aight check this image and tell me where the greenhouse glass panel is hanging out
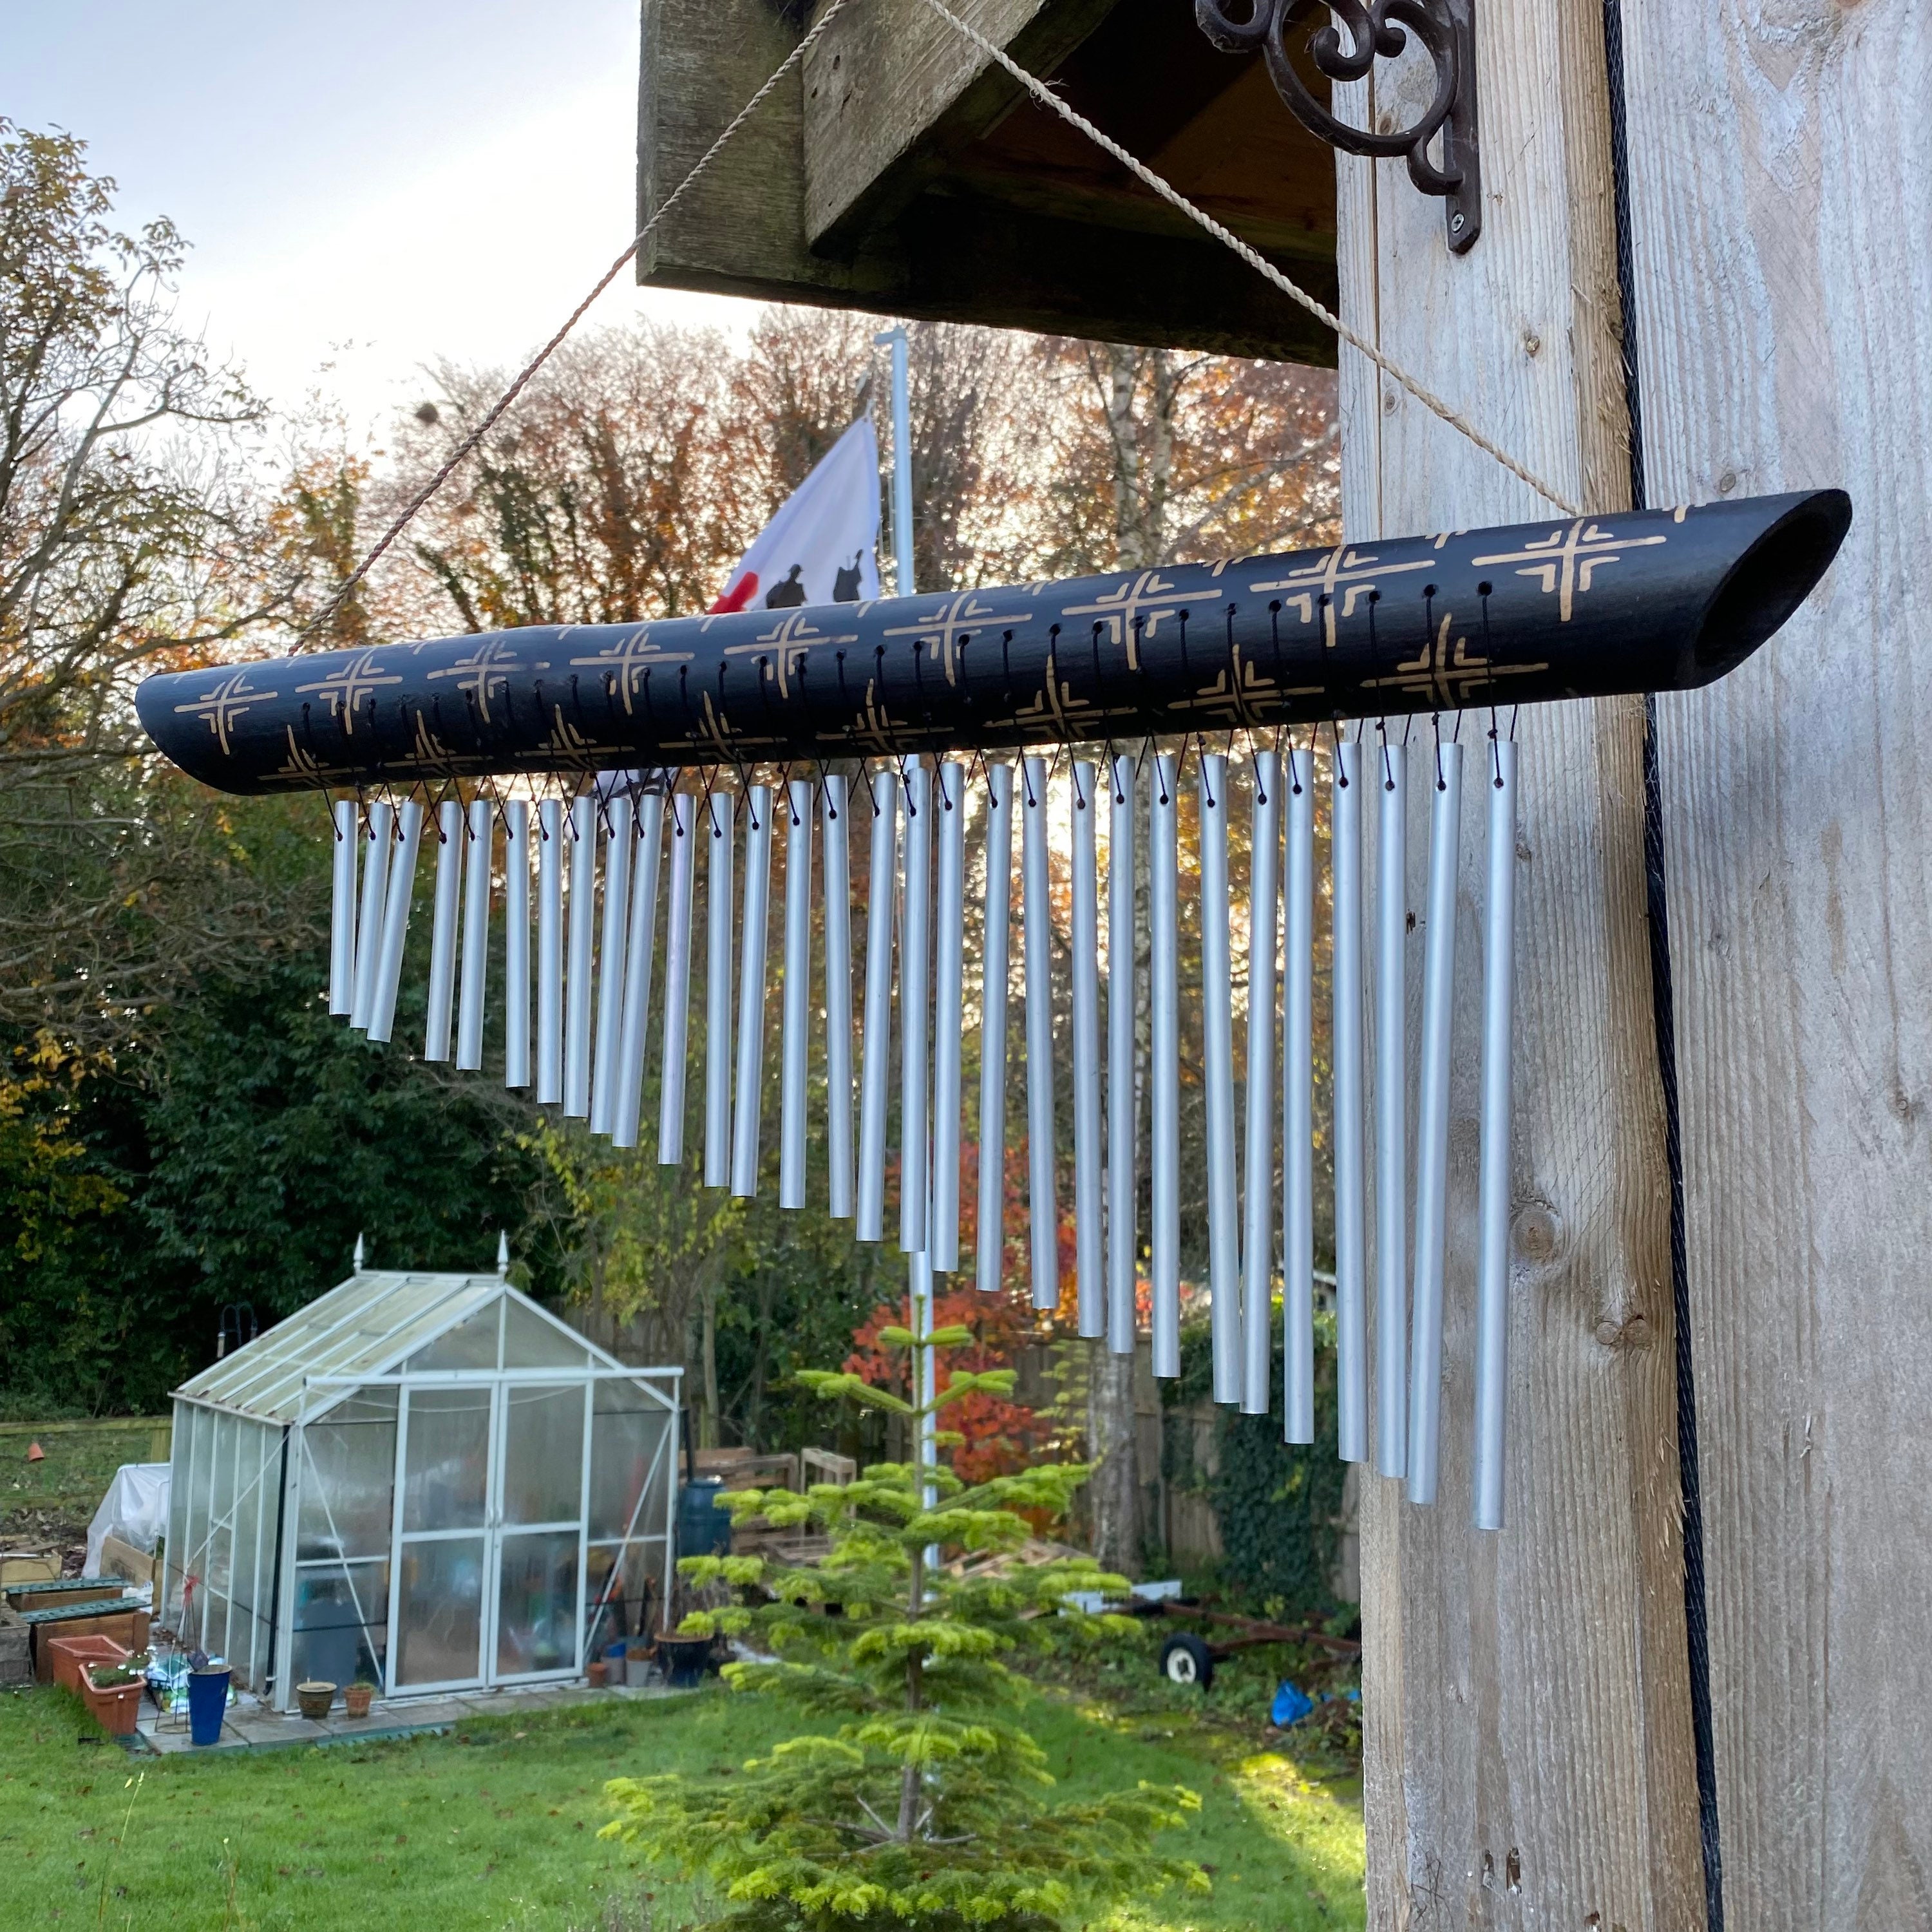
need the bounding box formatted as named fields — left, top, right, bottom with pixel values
left=495, top=1530, right=579, bottom=1677
left=585, top=1540, right=663, bottom=1652
left=227, top=1423, right=265, bottom=1683
left=502, top=1384, right=585, bottom=1526
left=589, top=1387, right=672, bottom=1541
left=162, top=1398, right=194, bottom=1625
left=292, top=1558, right=388, bottom=1691
left=406, top=1302, right=500, bottom=1372
left=503, top=1298, right=591, bottom=1368
left=395, top=1538, right=486, bottom=1686
left=182, top=1408, right=212, bottom=1647
left=298, top=1390, right=397, bottom=1560
left=402, top=1388, right=491, bottom=1532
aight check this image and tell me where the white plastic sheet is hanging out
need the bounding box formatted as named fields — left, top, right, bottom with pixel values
left=86, top=1461, right=171, bottom=1582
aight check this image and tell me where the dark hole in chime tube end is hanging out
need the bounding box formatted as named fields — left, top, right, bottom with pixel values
left=1689, top=488, right=1852, bottom=684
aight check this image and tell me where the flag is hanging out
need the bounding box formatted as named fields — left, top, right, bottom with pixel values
left=711, top=415, right=884, bottom=614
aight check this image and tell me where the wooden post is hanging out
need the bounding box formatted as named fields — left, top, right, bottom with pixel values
left=1334, top=3, right=1704, bottom=1923
left=1619, top=3, right=1932, bottom=1920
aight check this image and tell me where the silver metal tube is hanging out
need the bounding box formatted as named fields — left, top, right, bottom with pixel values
left=732, top=785, right=773, bottom=1197
left=1150, top=753, right=1181, bottom=1379
left=457, top=796, right=493, bottom=1072
left=703, top=790, right=735, bottom=1186
left=591, top=793, right=632, bottom=1135
left=536, top=798, right=564, bottom=1105
left=658, top=792, right=696, bottom=1163
left=368, top=797, right=422, bottom=1044
left=564, top=795, right=597, bottom=1118
left=975, top=764, right=1012, bottom=1293
left=899, top=759, right=931, bottom=1255
left=779, top=779, right=813, bottom=1207
left=1407, top=741, right=1462, bottom=1506
left=1333, top=737, right=1368, bottom=1462
left=330, top=799, right=357, bottom=1016
left=503, top=799, right=531, bottom=1089
left=1021, top=755, right=1058, bottom=1314
left=822, top=776, right=854, bottom=1217
left=857, top=770, right=897, bottom=1240
left=931, top=762, right=966, bottom=1269
left=1242, top=751, right=1280, bottom=1416
left=1374, top=733, right=1409, bottom=1477
left=350, top=800, right=392, bottom=1031
left=1473, top=737, right=1517, bottom=1532
left=614, top=792, right=663, bottom=1149
left=1106, top=753, right=1137, bottom=1356
left=1200, top=753, right=1240, bottom=1403
left=1071, top=760, right=1103, bottom=1338
left=1282, top=746, right=1316, bottom=1442
left=424, top=799, right=462, bottom=1061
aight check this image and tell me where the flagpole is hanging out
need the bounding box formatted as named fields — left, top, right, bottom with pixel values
left=874, top=327, right=915, bottom=597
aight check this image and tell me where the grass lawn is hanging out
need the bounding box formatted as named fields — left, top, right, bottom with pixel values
left=2, top=1419, right=171, bottom=1553
left=1, top=1665, right=1363, bottom=1931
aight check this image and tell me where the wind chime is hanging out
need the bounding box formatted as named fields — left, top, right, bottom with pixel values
left=140, top=488, right=1849, bottom=1529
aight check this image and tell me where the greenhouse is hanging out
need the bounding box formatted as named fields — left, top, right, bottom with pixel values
left=162, top=1267, right=679, bottom=1711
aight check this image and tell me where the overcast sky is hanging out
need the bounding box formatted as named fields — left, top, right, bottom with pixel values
left=6, top=0, right=744, bottom=431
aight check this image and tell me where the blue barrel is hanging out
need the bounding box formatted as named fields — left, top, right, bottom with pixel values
left=677, top=1478, right=732, bottom=1557
left=187, top=1667, right=231, bottom=1747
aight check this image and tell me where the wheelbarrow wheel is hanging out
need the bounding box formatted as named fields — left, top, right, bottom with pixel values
left=1159, top=1632, right=1215, bottom=1690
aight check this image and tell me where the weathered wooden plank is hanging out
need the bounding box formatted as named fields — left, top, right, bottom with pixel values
left=1620, top=4, right=1932, bottom=1924
left=1336, top=2, right=1703, bottom=1922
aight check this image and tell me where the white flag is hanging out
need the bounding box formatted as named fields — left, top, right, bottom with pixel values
left=711, top=416, right=883, bottom=614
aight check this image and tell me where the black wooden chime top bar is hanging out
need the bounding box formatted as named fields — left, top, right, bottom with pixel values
left=138, top=490, right=1849, bottom=796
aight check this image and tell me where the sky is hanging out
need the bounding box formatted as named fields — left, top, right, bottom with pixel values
left=5, top=0, right=746, bottom=431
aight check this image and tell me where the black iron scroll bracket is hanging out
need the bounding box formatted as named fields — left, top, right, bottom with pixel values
left=1195, top=0, right=1482, bottom=254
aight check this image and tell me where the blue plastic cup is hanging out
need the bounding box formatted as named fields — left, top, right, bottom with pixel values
left=187, top=1667, right=231, bottom=1747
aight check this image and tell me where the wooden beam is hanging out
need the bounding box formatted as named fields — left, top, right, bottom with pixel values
left=1336, top=0, right=1704, bottom=1923
left=1622, top=4, right=1932, bottom=1922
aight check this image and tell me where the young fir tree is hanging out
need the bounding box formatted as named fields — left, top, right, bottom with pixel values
left=603, top=1323, right=1208, bottom=1932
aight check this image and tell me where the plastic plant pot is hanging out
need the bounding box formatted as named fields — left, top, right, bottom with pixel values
left=656, top=1635, right=712, bottom=1690
left=187, top=1666, right=232, bottom=1746
left=80, top=1663, right=145, bottom=1737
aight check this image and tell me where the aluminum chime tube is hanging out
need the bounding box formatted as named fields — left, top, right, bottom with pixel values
left=1332, top=739, right=1368, bottom=1463
left=536, top=798, right=564, bottom=1104
left=856, top=770, right=898, bottom=1241
left=458, top=797, right=493, bottom=1073
left=424, top=798, right=462, bottom=1062
left=1473, top=736, right=1517, bottom=1531
left=931, top=762, right=966, bottom=1270
left=779, top=779, right=813, bottom=1209
left=900, top=760, right=931, bottom=1256
left=330, top=799, right=358, bottom=1016
left=504, top=799, right=531, bottom=1089
left=1406, top=739, right=1462, bottom=1506
left=732, top=786, right=773, bottom=1197
left=1374, top=732, right=1408, bottom=1477
left=349, top=800, right=392, bottom=1032
left=1150, top=752, right=1180, bottom=1379
left=613, top=791, right=663, bottom=1150
left=1021, top=755, right=1058, bottom=1314
left=1282, top=744, right=1316, bottom=1443
left=591, top=792, right=633, bottom=1135
left=703, top=790, right=735, bottom=1186
left=975, top=764, right=1012, bottom=1294
left=822, top=776, right=854, bottom=1218
left=1072, top=761, right=1103, bottom=1338
left=564, top=795, right=597, bottom=1117
left=1106, top=753, right=1137, bottom=1356
left=1200, top=753, right=1240, bottom=1405
left=368, top=797, right=423, bottom=1044
left=1242, top=750, right=1280, bottom=1416
left=657, top=792, right=696, bottom=1164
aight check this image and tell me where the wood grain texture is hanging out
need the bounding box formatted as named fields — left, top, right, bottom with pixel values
left=1336, top=6, right=1703, bottom=1924
left=1621, top=4, right=1932, bottom=1924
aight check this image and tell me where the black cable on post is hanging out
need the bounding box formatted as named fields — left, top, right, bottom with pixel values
left=1602, top=5, right=1723, bottom=1924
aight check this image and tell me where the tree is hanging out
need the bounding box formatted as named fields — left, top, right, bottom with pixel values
left=603, top=1323, right=1208, bottom=1931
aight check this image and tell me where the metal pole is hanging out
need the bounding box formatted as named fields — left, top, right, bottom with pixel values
left=703, top=788, right=735, bottom=1186
left=1200, top=753, right=1240, bottom=1405
left=349, top=800, right=392, bottom=1031
left=1106, top=752, right=1137, bottom=1356
left=368, top=797, right=422, bottom=1045
left=975, top=764, right=1013, bottom=1294
left=1243, top=750, right=1281, bottom=1416
left=565, top=795, right=597, bottom=1117
left=1407, top=741, right=1462, bottom=1506
left=873, top=326, right=915, bottom=596
left=900, top=758, right=931, bottom=1255
left=931, top=762, right=967, bottom=1270
left=732, top=784, right=772, bottom=1197
left=1071, top=760, right=1104, bottom=1338
left=614, top=791, right=663, bottom=1150
left=591, top=792, right=633, bottom=1135
left=457, top=796, right=493, bottom=1072
left=658, top=792, right=695, bottom=1163
left=504, top=798, right=531, bottom=1089
left=1150, top=752, right=1180, bottom=1379
left=537, top=798, right=564, bottom=1103
left=330, top=799, right=358, bottom=1016
left=1332, top=739, right=1368, bottom=1463
left=1021, top=755, right=1058, bottom=1314
left=424, top=799, right=462, bottom=1061
left=1374, top=732, right=1409, bottom=1477
left=779, top=779, right=813, bottom=1208
left=1282, top=744, right=1315, bottom=1443
left=1473, top=736, right=1517, bottom=1531
left=857, top=770, right=898, bottom=1240
left=822, top=775, right=855, bottom=1218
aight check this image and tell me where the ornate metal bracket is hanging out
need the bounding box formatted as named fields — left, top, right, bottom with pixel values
left=1195, top=0, right=1482, bottom=254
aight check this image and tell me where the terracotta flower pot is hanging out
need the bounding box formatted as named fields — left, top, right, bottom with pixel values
left=46, top=1634, right=127, bottom=1694
left=80, top=1664, right=145, bottom=1737
left=587, top=1660, right=607, bottom=1689
left=343, top=1683, right=374, bottom=1719
left=296, top=1680, right=336, bottom=1721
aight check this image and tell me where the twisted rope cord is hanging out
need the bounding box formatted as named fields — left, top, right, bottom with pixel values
left=913, top=0, right=1581, bottom=518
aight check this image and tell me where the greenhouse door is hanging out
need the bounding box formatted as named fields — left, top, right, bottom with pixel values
left=486, top=1382, right=588, bottom=1685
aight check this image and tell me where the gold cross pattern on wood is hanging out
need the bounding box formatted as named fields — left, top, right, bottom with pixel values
left=882, top=591, right=1036, bottom=685
left=1470, top=518, right=1669, bottom=621
left=723, top=611, right=858, bottom=701
left=1363, top=613, right=1548, bottom=711
left=1247, top=547, right=1435, bottom=648
left=1056, top=571, right=1196, bottom=665
left=569, top=627, right=696, bottom=715
left=173, top=670, right=279, bottom=757
left=294, top=649, right=404, bottom=735
left=1170, top=645, right=1321, bottom=728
